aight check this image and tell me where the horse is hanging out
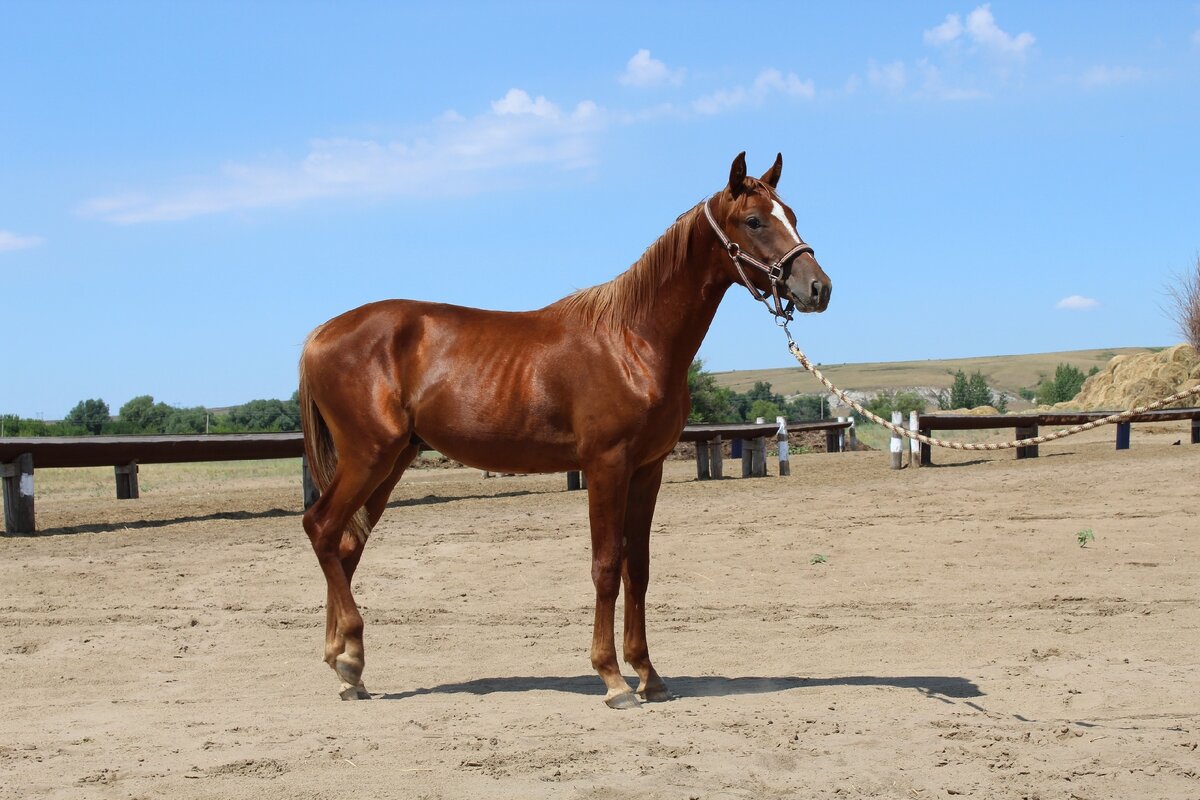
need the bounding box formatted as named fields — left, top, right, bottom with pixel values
left=298, top=152, right=832, bottom=708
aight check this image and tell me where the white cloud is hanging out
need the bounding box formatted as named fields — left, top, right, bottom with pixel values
left=0, top=230, right=44, bottom=252
left=867, top=60, right=907, bottom=93
left=80, top=90, right=603, bottom=224
left=693, top=68, right=814, bottom=114
left=1079, top=65, right=1145, bottom=88
left=1056, top=295, right=1099, bottom=311
left=619, top=49, right=684, bottom=88
left=965, top=4, right=1034, bottom=56
left=923, top=4, right=1034, bottom=57
left=491, top=88, right=561, bottom=118
left=924, top=13, right=964, bottom=46
left=754, top=68, right=815, bottom=100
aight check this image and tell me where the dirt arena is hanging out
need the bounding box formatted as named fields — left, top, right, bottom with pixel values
left=3, top=425, right=1198, bottom=799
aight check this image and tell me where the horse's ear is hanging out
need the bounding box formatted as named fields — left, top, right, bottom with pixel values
left=760, top=153, right=783, bottom=188
left=727, top=151, right=748, bottom=198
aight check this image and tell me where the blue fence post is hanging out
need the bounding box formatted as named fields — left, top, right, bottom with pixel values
left=1115, top=422, right=1131, bottom=450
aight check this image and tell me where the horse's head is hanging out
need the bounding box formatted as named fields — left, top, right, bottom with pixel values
left=706, top=152, right=831, bottom=316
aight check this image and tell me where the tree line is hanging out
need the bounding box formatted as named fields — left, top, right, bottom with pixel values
left=1, top=393, right=301, bottom=437
left=688, top=360, right=825, bottom=423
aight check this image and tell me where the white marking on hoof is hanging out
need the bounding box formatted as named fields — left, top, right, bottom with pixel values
left=339, top=682, right=370, bottom=700
left=604, top=689, right=642, bottom=710
left=333, top=653, right=363, bottom=686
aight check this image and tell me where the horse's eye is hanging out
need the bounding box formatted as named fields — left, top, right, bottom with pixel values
left=746, top=217, right=762, bottom=230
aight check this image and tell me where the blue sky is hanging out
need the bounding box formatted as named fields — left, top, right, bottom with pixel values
left=3, top=2, right=1199, bottom=419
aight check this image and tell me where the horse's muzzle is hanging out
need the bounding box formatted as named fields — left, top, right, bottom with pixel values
left=786, top=255, right=832, bottom=313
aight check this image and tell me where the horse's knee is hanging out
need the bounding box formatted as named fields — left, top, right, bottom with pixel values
left=591, top=561, right=621, bottom=599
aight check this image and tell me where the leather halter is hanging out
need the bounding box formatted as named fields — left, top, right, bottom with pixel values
left=703, top=195, right=815, bottom=322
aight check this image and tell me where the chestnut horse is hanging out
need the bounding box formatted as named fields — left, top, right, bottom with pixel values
left=299, top=152, right=831, bottom=708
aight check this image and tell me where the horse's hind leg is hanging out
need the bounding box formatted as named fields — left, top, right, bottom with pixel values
left=317, top=443, right=420, bottom=699
left=622, top=459, right=670, bottom=702
left=304, top=446, right=409, bottom=700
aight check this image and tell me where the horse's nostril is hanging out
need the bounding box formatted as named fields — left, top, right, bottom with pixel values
left=810, top=280, right=822, bottom=301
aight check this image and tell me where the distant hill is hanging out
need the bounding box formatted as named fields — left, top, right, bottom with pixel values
left=711, top=347, right=1161, bottom=407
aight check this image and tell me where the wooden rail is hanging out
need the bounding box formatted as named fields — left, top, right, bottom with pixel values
left=1, top=420, right=855, bottom=534
left=916, top=408, right=1200, bottom=466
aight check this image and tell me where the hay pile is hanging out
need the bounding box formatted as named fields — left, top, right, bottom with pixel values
left=941, top=405, right=1000, bottom=415
left=1051, top=344, right=1200, bottom=411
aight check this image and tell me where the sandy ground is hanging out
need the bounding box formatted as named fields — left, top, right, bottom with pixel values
left=2, top=425, right=1199, bottom=799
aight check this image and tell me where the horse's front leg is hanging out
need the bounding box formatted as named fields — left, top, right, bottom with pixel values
left=584, top=459, right=639, bottom=709
left=622, top=459, right=670, bottom=702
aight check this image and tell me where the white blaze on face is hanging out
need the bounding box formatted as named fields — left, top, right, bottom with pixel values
left=770, top=199, right=801, bottom=244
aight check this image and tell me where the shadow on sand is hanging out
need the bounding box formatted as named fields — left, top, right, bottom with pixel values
left=378, top=673, right=981, bottom=702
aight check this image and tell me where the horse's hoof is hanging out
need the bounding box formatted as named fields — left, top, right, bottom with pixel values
left=333, top=653, right=364, bottom=685
left=604, top=690, right=642, bottom=710
left=339, top=682, right=370, bottom=701
left=638, top=685, right=672, bottom=703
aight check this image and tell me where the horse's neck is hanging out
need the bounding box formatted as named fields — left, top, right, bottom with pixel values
left=632, top=223, right=732, bottom=376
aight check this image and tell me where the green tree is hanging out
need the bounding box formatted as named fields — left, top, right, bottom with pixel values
left=687, top=360, right=738, bottom=423
left=227, top=398, right=298, bottom=431
left=119, top=395, right=171, bottom=432
left=966, top=372, right=993, bottom=408
left=65, top=398, right=110, bottom=434
left=747, top=399, right=782, bottom=422
left=859, top=390, right=926, bottom=423
left=1034, top=363, right=1096, bottom=405
left=940, top=370, right=971, bottom=410
left=784, top=395, right=825, bottom=420
left=940, top=370, right=1002, bottom=410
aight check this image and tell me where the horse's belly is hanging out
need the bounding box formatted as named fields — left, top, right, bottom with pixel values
left=415, top=425, right=578, bottom=475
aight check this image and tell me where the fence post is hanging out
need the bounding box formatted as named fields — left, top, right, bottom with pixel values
left=1015, top=424, right=1039, bottom=459
left=919, top=424, right=932, bottom=466
left=1193, top=418, right=1199, bottom=445
left=709, top=436, right=723, bottom=479
left=114, top=460, right=139, bottom=499
left=847, top=418, right=857, bottom=451
left=1115, top=422, right=1131, bottom=450
left=301, top=455, right=320, bottom=509
left=908, top=411, right=920, bottom=468
left=748, top=437, right=767, bottom=477
left=741, top=438, right=753, bottom=477
left=567, top=470, right=586, bottom=491
left=696, top=438, right=711, bottom=480
left=776, top=416, right=790, bottom=476
left=890, top=411, right=904, bottom=470
left=2, top=452, right=35, bottom=534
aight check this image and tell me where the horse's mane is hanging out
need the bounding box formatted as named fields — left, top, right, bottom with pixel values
left=548, top=203, right=703, bottom=329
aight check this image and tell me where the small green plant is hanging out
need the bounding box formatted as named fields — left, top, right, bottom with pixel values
left=1076, top=529, right=1095, bottom=548
left=810, top=553, right=828, bottom=565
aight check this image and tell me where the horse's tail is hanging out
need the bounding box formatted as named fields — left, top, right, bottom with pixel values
left=299, top=332, right=371, bottom=544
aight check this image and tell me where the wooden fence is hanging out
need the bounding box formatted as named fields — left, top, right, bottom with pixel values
left=1, top=419, right=854, bottom=534
left=912, top=408, right=1200, bottom=467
